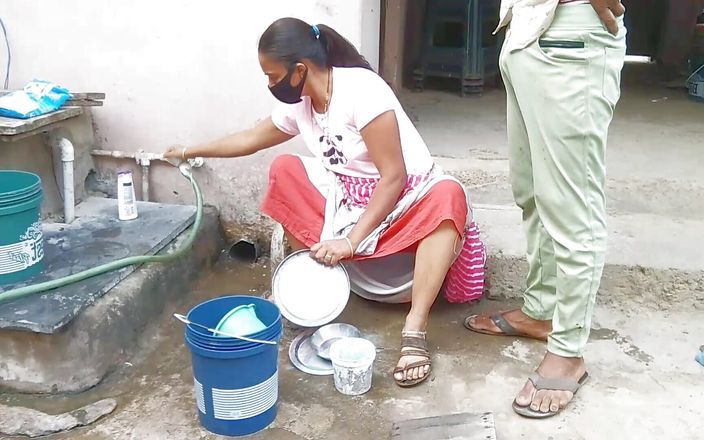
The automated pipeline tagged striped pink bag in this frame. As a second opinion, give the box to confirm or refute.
[443,221,486,303]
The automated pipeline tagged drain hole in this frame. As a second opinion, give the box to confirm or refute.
[228,240,259,263]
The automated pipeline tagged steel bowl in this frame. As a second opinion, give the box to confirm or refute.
[310,323,361,360]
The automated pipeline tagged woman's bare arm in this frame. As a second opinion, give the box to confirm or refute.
[311,110,407,265]
[166,117,293,159]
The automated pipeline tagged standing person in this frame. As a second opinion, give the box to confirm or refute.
[464,0,626,418]
[166,18,485,388]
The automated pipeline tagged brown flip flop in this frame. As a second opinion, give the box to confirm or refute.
[512,371,589,418]
[463,313,547,341]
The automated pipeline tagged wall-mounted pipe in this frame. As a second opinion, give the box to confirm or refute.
[141,162,150,202]
[91,149,203,201]
[50,136,75,223]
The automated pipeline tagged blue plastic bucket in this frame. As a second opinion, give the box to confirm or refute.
[185,295,281,351]
[186,296,280,340]
[186,327,280,350]
[184,295,282,437]
[0,171,44,285]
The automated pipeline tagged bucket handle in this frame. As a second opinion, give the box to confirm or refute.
[173,313,277,345]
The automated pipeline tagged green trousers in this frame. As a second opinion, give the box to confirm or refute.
[500,5,626,357]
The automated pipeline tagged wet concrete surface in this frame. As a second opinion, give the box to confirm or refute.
[0,198,197,333]
[0,206,223,394]
[1,257,702,440]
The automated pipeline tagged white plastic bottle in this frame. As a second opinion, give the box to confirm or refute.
[117,171,138,221]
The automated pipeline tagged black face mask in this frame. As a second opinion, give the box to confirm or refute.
[269,65,307,104]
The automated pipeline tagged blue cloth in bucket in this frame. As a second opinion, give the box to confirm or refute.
[184,295,282,437]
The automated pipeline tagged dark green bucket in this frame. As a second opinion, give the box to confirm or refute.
[0,171,44,285]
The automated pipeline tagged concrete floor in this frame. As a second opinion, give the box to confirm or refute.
[3,258,700,440]
[1,64,702,440]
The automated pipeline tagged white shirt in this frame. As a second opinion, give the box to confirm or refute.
[271,67,434,179]
[497,0,589,52]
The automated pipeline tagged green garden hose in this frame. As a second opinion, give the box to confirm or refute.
[0,162,203,305]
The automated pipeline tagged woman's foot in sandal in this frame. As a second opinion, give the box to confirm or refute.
[393,329,432,387]
[464,309,551,341]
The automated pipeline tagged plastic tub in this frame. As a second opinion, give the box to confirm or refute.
[329,337,376,396]
[344,252,414,304]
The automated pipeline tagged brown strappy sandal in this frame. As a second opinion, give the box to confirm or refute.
[393,330,432,388]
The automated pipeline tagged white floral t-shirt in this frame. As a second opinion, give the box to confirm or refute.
[271,67,434,179]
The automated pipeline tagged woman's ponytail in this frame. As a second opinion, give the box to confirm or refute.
[317,24,373,70]
[259,18,373,71]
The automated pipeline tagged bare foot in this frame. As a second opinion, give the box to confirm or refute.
[515,352,587,414]
[465,309,552,340]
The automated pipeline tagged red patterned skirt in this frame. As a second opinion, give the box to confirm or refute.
[261,155,485,303]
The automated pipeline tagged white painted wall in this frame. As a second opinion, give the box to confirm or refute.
[0,0,380,236]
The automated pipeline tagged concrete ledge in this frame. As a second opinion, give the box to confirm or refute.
[476,206,704,310]
[0,198,200,333]
[0,206,225,394]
